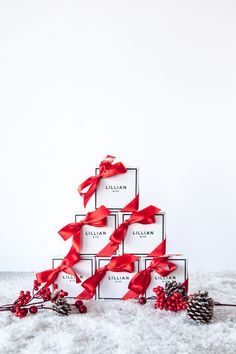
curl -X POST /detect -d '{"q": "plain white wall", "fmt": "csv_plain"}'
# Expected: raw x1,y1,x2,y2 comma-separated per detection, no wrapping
0,0,236,272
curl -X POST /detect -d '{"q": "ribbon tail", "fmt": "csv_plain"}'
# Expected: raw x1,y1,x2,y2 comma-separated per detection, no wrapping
72,235,81,253
121,194,139,212
148,239,166,257
63,266,81,284
122,290,139,300
96,241,119,257
76,289,95,300
78,176,100,208
83,183,98,208
180,278,189,293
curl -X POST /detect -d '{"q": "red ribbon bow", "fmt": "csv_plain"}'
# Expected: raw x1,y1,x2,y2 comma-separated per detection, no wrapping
58,206,110,253
96,204,161,256
78,155,127,207
122,255,177,300
77,254,139,300
36,251,81,291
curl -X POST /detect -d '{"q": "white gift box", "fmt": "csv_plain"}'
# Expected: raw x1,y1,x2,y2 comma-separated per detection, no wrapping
96,257,140,300
94,167,139,210
52,256,96,299
120,212,166,256
143,257,188,300
75,213,120,255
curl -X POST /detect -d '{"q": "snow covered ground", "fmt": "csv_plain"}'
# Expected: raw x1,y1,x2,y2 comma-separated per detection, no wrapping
0,272,236,354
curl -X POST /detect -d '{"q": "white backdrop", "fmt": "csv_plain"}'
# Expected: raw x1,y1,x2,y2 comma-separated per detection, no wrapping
0,0,236,272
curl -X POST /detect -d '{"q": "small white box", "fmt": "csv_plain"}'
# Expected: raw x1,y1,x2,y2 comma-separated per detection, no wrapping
75,213,120,255
96,257,140,300
120,212,166,256
52,256,96,299
95,167,139,210
143,257,188,300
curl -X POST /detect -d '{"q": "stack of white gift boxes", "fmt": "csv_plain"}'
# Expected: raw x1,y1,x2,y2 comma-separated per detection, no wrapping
51,156,188,300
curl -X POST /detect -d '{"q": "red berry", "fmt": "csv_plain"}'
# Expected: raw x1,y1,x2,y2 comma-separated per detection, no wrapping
10,306,16,313
75,300,83,309
29,306,38,314
79,305,87,314
21,308,28,317
138,297,146,305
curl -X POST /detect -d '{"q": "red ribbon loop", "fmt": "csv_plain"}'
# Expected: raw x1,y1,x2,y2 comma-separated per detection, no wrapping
77,254,139,300
58,206,110,253
122,255,177,300
78,155,127,207
96,205,161,257
36,251,81,291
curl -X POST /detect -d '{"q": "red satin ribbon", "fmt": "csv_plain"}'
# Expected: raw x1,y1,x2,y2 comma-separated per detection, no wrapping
96,204,161,256
148,238,166,257
36,251,81,291
77,254,139,300
78,155,127,207
122,255,177,300
58,206,110,253
121,194,139,212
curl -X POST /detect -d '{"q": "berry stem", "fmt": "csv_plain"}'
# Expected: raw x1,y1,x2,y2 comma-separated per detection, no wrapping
0,308,11,312
37,305,56,311
0,304,13,309
214,302,236,307
23,300,46,307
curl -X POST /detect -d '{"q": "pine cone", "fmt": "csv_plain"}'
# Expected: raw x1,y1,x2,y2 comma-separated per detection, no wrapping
164,281,187,299
187,291,214,323
52,298,71,316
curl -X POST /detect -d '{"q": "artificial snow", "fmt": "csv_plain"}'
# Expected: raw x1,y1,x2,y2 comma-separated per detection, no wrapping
0,272,236,354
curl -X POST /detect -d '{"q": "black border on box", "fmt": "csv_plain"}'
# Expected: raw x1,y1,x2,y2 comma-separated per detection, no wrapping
74,213,118,255
94,167,138,210
97,258,140,300
121,212,165,255
52,257,95,299
144,257,187,300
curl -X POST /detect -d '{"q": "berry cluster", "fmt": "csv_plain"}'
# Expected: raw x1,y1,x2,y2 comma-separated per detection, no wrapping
17,290,31,306
153,286,187,311
51,288,69,302
14,305,28,318
74,299,87,314
37,287,52,301
0,280,88,319
10,290,39,318
33,280,41,291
